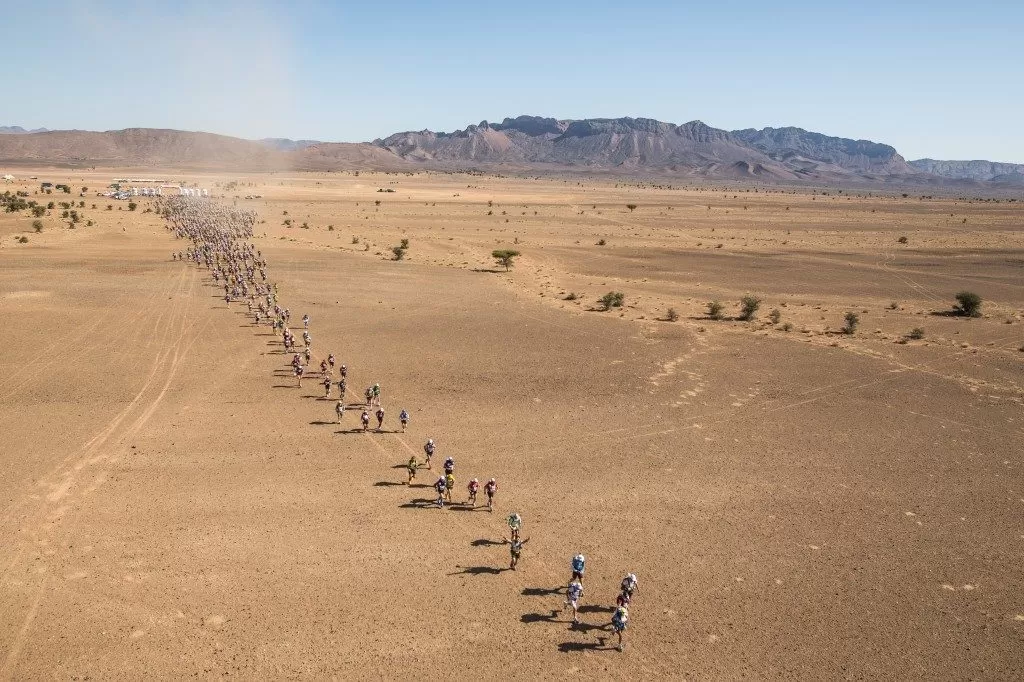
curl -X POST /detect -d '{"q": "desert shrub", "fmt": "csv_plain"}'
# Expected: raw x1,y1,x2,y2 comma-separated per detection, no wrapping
781,322,793,332
32,219,43,232
31,205,45,217
91,204,96,210
46,201,54,209
954,291,982,317
374,200,381,206
61,210,69,218
842,311,860,334
599,291,625,310
106,204,113,210
626,204,637,212
391,246,406,260
400,238,409,249
18,236,28,243
597,238,606,246
768,308,781,324
889,301,899,310
492,249,520,271
564,292,578,301
897,236,908,244
907,327,925,340
78,201,84,208
665,307,679,322
738,294,762,321
301,222,309,229
128,202,137,211
283,219,292,226
707,301,724,320
328,225,334,231
86,220,93,226
352,236,359,244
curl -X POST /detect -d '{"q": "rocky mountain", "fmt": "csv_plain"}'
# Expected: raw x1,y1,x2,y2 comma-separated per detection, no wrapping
374,116,925,183
731,126,914,174
0,126,49,134
908,158,1024,183
0,117,1018,188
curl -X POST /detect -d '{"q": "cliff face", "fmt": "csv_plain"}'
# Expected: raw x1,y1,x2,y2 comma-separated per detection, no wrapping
909,158,1024,182
732,127,915,174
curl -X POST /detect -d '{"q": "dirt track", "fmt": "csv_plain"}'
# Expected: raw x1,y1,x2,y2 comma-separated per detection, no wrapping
1,171,1022,678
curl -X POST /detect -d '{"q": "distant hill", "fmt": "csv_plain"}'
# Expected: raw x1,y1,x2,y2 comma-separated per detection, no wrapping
909,158,1024,182
258,138,322,152
0,126,49,134
0,117,1019,188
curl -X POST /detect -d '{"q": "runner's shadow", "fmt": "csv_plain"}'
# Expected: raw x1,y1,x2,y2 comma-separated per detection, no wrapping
557,638,610,653
449,565,506,576
399,498,437,509
471,539,507,547
309,421,336,426
570,620,609,634
374,481,405,487
522,586,563,597
271,385,296,388
447,505,482,512
334,429,367,435
579,605,615,614
521,610,561,624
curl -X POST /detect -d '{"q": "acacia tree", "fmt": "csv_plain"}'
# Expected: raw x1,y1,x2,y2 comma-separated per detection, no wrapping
492,249,520,271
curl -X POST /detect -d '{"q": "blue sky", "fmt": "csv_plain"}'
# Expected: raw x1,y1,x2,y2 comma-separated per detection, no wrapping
4,0,1021,161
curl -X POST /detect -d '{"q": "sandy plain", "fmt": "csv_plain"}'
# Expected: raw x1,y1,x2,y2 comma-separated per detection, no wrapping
1,170,1022,679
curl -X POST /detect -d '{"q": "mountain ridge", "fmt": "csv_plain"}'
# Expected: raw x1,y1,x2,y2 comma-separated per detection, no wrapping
1,118,1020,188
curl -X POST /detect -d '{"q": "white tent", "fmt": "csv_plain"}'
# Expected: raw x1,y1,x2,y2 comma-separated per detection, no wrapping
2,174,14,183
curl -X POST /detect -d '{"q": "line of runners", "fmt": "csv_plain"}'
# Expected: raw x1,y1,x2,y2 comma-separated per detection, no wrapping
161,196,637,652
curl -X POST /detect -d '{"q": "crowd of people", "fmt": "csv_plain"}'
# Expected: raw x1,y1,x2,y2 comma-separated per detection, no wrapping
160,196,640,652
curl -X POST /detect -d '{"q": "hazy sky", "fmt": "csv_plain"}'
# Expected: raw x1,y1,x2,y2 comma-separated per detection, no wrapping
4,0,1021,161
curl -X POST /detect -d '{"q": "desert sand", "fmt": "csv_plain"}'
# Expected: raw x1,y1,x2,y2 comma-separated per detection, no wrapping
1,170,1022,678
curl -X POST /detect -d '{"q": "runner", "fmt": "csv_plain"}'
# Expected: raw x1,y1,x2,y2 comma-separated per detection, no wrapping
507,512,522,542
322,374,332,398
375,406,385,432
467,478,480,507
611,604,629,652
294,363,304,387
617,573,639,607
406,455,419,485
509,536,529,570
364,386,374,406
335,400,345,424
340,364,348,379
570,554,586,583
423,439,435,469
444,472,455,504
360,410,370,432
337,378,347,401
399,409,410,432
434,475,447,508
327,354,336,372
302,313,309,329
372,383,381,407
484,478,497,512
443,457,455,476
564,578,584,624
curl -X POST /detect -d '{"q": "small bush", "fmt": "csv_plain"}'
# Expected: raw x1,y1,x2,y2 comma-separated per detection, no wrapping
599,291,625,310
352,236,359,244
301,222,309,229
391,246,406,260
842,311,860,334
31,205,46,217
564,292,578,301
665,307,679,322
106,204,113,210
492,249,520,271
17,235,28,243
597,238,606,246
626,204,637,212
707,301,724,320
328,225,334,231
46,202,54,209
32,219,43,232
738,295,761,321
768,308,781,324
400,238,409,249
781,322,793,332
897,236,908,244
128,202,137,211
907,327,925,340
954,291,982,317
86,220,93,226
889,301,899,310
